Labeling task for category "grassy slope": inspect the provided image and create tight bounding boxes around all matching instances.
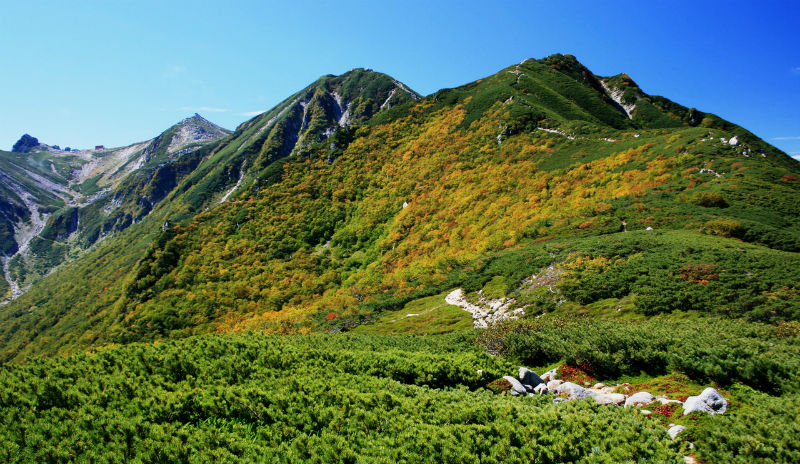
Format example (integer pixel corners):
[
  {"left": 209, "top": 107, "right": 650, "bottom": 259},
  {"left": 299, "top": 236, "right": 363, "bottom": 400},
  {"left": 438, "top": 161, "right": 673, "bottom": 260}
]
[
  {"left": 351, "top": 291, "right": 472, "bottom": 335},
  {"left": 0, "top": 57, "right": 798, "bottom": 361}
]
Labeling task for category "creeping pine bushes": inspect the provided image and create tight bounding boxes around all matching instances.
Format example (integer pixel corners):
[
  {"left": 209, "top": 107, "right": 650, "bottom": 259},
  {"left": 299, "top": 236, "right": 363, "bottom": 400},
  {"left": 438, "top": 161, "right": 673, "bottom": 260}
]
[
  {"left": 479, "top": 316, "right": 800, "bottom": 395},
  {"left": 690, "top": 387, "right": 800, "bottom": 464},
  {"left": 0, "top": 333, "right": 684, "bottom": 463},
  {"left": 478, "top": 317, "right": 800, "bottom": 463}
]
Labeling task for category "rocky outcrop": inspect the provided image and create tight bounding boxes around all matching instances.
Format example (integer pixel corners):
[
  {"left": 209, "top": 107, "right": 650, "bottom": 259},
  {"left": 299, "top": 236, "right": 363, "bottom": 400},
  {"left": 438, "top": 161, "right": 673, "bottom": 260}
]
[
  {"left": 683, "top": 387, "right": 727, "bottom": 415},
  {"left": 489, "top": 367, "right": 727, "bottom": 451},
  {"left": 12, "top": 134, "right": 40, "bottom": 153},
  {"left": 445, "top": 288, "right": 524, "bottom": 328}
]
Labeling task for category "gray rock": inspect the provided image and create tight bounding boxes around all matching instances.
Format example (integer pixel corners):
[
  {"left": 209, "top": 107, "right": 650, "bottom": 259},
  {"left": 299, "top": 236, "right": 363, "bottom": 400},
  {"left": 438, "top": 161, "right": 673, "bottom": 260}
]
[
  {"left": 682, "top": 396, "right": 715, "bottom": 415},
  {"left": 519, "top": 367, "right": 544, "bottom": 388},
  {"left": 541, "top": 368, "right": 558, "bottom": 382},
  {"left": 546, "top": 379, "right": 563, "bottom": 390},
  {"left": 556, "top": 382, "right": 590, "bottom": 400},
  {"left": 668, "top": 425, "right": 686, "bottom": 440},
  {"left": 588, "top": 392, "right": 626, "bottom": 405},
  {"left": 625, "top": 391, "right": 655, "bottom": 408},
  {"left": 683, "top": 387, "right": 727, "bottom": 415},
  {"left": 533, "top": 383, "right": 549, "bottom": 395},
  {"left": 698, "top": 387, "right": 727, "bottom": 414},
  {"left": 657, "top": 396, "right": 682, "bottom": 405},
  {"left": 503, "top": 376, "right": 528, "bottom": 396}
]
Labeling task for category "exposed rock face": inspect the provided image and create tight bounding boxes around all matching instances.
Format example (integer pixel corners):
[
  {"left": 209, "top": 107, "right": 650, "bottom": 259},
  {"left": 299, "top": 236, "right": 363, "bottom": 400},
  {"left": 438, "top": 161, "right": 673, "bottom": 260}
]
[
  {"left": 445, "top": 288, "right": 525, "bottom": 328},
  {"left": 166, "top": 114, "right": 232, "bottom": 154},
  {"left": 12, "top": 134, "right": 40, "bottom": 153}
]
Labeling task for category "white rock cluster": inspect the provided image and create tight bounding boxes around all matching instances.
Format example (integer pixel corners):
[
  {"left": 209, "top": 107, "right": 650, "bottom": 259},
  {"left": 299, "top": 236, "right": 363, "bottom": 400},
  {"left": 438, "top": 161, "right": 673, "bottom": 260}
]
[
  {"left": 495, "top": 366, "right": 728, "bottom": 446},
  {"left": 445, "top": 289, "right": 524, "bottom": 328}
]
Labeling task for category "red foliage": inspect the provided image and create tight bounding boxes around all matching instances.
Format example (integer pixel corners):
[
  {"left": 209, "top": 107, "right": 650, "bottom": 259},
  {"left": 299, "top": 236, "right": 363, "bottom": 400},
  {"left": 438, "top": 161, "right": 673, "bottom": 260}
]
[
  {"left": 782, "top": 175, "right": 798, "bottom": 182},
  {"left": 326, "top": 312, "right": 338, "bottom": 321},
  {"left": 558, "top": 363, "right": 596, "bottom": 385},
  {"left": 652, "top": 404, "right": 678, "bottom": 419}
]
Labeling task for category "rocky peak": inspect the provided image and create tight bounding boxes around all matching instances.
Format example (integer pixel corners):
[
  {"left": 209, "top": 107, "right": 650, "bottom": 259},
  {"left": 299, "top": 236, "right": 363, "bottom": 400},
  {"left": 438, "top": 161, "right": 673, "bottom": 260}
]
[
  {"left": 11, "top": 134, "right": 41, "bottom": 153},
  {"left": 168, "top": 113, "right": 231, "bottom": 151}
]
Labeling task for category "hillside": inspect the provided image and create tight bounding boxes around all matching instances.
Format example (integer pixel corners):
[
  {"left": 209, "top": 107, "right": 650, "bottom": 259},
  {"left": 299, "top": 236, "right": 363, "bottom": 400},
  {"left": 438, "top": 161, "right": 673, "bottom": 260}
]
[
  {"left": 0, "top": 114, "right": 231, "bottom": 303},
  {"left": 0, "top": 54, "right": 799, "bottom": 462},
  {"left": 0, "top": 55, "right": 798, "bottom": 359}
]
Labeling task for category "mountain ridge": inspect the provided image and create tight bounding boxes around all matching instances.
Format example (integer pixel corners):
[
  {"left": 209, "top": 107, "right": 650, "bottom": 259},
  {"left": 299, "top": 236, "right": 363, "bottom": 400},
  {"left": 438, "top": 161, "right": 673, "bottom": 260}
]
[
  {"left": 0, "top": 55, "right": 797, "bottom": 360},
  {"left": 0, "top": 114, "right": 232, "bottom": 303}
]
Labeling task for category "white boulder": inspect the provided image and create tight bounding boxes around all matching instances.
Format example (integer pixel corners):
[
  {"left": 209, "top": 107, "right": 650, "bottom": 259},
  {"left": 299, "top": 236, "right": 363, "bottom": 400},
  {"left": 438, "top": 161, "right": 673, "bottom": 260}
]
[
  {"left": 541, "top": 368, "right": 558, "bottom": 382},
  {"left": 533, "top": 383, "right": 549, "bottom": 395},
  {"left": 683, "top": 387, "right": 727, "bottom": 415},
  {"left": 547, "top": 379, "right": 563, "bottom": 390},
  {"left": 699, "top": 387, "right": 727, "bottom": 414},
  {"left": 503, "top": 376, "right": 528, "bottom": 396},
  {"left": 668, "top": 425, "right": 687, "bottom": 440},
  {"left": 556, "top": 382, "right": 590, "bottom": 400},
  {"left": 625, "top": 391, "right": 655, "bottom": 408},
  {"left": 588, "top": 392, "right": 626, "bottom": 405}
]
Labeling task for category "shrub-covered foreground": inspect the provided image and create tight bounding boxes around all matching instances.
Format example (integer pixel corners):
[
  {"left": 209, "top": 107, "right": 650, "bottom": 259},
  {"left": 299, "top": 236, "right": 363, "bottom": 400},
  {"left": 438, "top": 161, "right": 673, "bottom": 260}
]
[
  {"left": 0, "top": 333, "right": 686, "bottom": 463},
  {"left": 2, "top": 325, "right": 799, "bottom": 463},
  {"left": 481, "top": 316, "right": 800, "bottom": 395},
  {"left": 479, "top": 316, "right": 800, "bottom": 462}
]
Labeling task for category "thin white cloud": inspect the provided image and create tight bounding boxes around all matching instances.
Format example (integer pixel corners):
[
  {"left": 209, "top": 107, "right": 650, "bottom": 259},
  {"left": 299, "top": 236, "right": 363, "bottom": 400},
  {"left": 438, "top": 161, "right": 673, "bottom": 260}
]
[
  {"left": 180, "top": 106, "right": 230, "bottom": 113},
  {"left": 240, "top": 110, "right": 266, "bottom": 117},
  {"left": 163, "top": 65, "right": 186, "bottom": 78},
  {"left": 772, "top": 136, "right": 800, "bottom": 141},
  {"left": 792, "top": 67, "right": 800, "bottom": 75}
]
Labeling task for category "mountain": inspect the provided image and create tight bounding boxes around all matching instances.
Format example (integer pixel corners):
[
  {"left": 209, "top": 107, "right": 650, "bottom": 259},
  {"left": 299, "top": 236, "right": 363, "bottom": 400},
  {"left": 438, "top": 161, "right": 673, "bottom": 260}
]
[
  {"left": 0, "top": 55, "right": 798, "bottom": 463},
  {"left": 0, "top": 55, "right": 798, "bottom": 357},
  {"left": 0, "top": 114, "right": 231, "bottom": 302}
]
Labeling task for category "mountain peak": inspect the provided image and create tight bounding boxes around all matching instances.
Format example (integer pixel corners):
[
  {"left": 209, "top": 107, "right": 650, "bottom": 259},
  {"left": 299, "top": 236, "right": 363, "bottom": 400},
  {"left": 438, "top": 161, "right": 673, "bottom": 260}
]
[{"left": 167, "top": 114, "right": 232, "bottom": 153}]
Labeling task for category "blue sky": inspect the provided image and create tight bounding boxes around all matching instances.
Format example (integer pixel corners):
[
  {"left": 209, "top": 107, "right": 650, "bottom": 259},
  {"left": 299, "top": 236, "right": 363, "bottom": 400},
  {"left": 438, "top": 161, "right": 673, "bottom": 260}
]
[{"left": 1, "top": 0, "right": 798, "bottom": 159}]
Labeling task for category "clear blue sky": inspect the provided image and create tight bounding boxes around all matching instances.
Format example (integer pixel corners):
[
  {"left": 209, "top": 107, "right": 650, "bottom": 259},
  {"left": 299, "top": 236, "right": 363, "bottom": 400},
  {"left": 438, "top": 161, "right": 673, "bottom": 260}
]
[{"left": 1, "top": 0, "right": 798, "bottom": 159}]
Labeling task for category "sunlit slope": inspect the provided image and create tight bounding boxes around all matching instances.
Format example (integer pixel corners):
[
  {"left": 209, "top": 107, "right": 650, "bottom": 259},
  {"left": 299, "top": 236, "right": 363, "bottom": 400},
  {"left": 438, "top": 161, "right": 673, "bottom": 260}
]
[{"left": 0, "top": 55, "right": 797, "bottom": 360}]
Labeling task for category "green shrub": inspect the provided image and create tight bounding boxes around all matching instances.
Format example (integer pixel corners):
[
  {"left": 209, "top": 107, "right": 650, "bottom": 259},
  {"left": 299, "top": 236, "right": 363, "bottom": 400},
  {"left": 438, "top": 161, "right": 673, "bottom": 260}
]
[{"left": 690, "top": 191, "right": 728, "bottom": 208}]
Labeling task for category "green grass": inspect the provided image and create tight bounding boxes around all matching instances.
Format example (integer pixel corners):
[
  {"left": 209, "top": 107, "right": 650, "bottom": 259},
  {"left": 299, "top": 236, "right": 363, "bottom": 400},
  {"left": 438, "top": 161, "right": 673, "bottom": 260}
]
[
  {"left": 353, "top": 291, "right": 472, "bottom": 335},
  {"left": 77, "top": 174, "right": 103, "bottom": 196}
]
